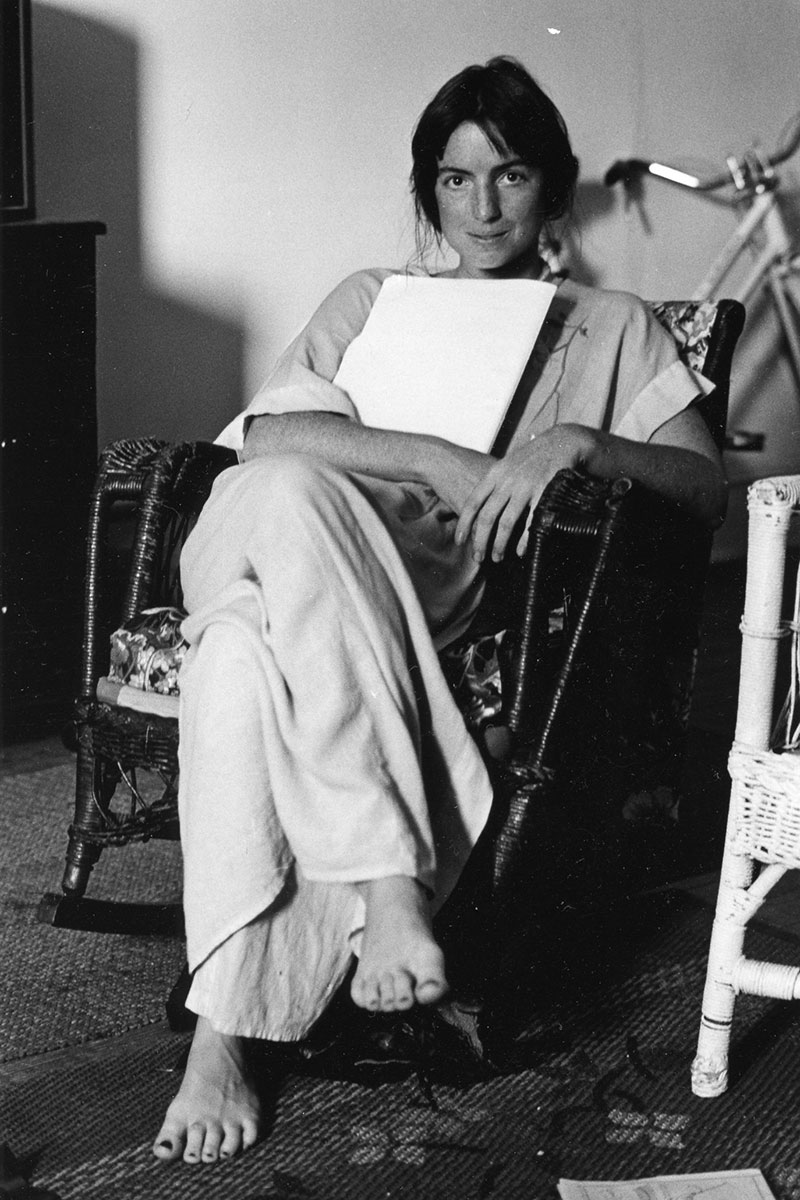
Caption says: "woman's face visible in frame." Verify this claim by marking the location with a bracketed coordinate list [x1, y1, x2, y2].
[434, 121, 546, 279]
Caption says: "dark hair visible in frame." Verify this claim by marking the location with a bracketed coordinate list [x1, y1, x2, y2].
[410, 56, 579, 242]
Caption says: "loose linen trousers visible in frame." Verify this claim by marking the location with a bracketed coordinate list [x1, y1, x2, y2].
[177, 454, 492, 1038]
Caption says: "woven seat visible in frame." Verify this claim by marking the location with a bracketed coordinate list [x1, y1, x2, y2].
[692, 475, 800, 1097]
[40, 299, 744, 938]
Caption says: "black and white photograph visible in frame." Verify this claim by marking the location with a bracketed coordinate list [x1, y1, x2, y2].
[2, 2, 800, 1196]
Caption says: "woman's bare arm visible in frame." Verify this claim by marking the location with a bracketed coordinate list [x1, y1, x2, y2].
[245, 406, 726, 564]
[455, 406, 727, 562]
[243, 411, 494, 516]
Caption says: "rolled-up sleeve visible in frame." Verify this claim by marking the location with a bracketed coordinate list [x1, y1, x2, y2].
[603, 294, 716, 443]
[613, 358, 715, 443]
[215, 269, 390, 452]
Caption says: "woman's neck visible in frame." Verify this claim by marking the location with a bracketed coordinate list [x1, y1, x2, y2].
[442, 253, 551, 281]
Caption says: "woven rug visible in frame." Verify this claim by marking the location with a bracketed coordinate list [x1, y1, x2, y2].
[0, 762, 185, 1061]
[4, 760, 800, 1198]
[5, 886, 800, 1193]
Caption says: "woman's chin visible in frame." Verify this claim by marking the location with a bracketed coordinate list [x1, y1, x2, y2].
[458, 257, 542, 281]
[454, 243, 545, 281]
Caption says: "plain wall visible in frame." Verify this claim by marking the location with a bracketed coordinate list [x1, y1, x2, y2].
[31, 0, 800, 555]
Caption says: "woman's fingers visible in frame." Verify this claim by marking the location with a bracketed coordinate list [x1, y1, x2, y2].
[488, 493, 531, 561]
[455, 427, 588, 561]
[454, 480, 491, 549]
[457, 474, 531, 563]
[471, 494, 506, 561]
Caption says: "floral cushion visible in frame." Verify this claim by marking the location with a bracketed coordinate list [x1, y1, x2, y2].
[108, 607, 187, 696]
[108, 605, 509, 722]
[440, 633, 506, 732]
[649, 300, 717, 375]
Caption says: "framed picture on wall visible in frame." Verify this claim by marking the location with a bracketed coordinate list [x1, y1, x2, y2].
[2, 0, 35, 222]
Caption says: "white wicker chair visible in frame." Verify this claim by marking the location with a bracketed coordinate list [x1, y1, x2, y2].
[692, 474, 800, 1098]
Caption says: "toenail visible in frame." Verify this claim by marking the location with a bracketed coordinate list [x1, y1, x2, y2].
[158, 1140, 172, 1149]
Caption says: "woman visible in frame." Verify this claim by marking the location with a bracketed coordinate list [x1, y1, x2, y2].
[154, 56, 726, 1165]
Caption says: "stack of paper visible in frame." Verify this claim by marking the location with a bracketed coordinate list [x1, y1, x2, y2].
[333, 274, 556, 452]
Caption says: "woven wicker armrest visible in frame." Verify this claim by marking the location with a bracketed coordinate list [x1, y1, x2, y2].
[79, 439, 171, 700]
[78, 440, 237, 702]
[504, 465, 710, 745]
[487, 466, 712, 892]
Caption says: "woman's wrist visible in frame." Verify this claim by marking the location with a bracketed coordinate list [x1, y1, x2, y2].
[542, 422, 601, 471]
[571, 424, 604, 471]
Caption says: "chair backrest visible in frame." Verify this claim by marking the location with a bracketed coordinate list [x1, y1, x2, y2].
[648, 299, 745, 451]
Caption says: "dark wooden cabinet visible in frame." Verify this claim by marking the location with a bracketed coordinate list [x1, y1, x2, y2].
[1, 220, 104, 742]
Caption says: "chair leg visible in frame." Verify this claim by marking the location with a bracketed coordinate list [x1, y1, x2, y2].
[691, 820, 756, 1097]
[61, 738, 116, 896]
[38, 722, 185, 935]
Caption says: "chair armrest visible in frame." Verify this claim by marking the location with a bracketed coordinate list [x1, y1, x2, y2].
[79, 438, 170, 699]
[78, 439, 237, 702]
[504, 466, 712, 758]
[122, 441, 237, 618]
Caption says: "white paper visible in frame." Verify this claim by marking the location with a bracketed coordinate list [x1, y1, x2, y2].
[558, 1169, 776, 1200]
[333, 274, 556, 452]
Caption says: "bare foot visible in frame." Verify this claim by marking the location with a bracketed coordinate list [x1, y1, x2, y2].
[153, 1016, 262, 1164]
[351, 875, 448, 1012]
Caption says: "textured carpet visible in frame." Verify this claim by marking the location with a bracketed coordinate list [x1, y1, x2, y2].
[5, 879, 800, 1196]
[4, 761, 800, 1198]
[0, 762, 185, 1061]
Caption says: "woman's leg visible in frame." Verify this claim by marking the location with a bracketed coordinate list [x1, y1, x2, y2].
[156, 455, 490, 1163]
[155, 621, 362, 1165]
[179, 455, 488, 1005]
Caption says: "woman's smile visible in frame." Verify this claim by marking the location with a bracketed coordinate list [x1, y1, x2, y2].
[434, 121, 545, 279]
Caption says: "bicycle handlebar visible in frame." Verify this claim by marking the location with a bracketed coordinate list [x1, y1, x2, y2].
[605, 107, 800, 193]
[603, 158, 729, 191]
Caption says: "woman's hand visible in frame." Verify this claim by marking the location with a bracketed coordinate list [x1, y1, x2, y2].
[424, 442, 496, 517]
[455, 424, 594, 562]
[455, 406, 727, 564]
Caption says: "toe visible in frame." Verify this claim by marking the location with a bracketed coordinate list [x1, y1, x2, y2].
[384, 970, 415, 1012]
[200, 1123, 224, 1163]
[351, 971, 380, 1011]
[153, 1137, 183, 1163]
[394, 970, 415, 1010]
[241, 1116, 261, 1152]
[183, 1122, 206, 1164]
[219, 1125, 243, 1160]
[152, 1121, 185, 1163]
[378, 972, 397, 1012]
[415, 976, 448, 1006]
[218, 1114, 261, 1158]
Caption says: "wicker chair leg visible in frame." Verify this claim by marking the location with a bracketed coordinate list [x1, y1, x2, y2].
[60, 728, 114, 897]
[691, 819, 756, 1097]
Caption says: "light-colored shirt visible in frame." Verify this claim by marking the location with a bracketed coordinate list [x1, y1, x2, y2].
[215, 270, 713, 646]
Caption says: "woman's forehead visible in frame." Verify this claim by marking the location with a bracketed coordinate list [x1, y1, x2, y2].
[438, 120, 517, 166]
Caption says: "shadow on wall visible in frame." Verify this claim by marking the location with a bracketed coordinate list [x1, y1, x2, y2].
[32, 3, 245, 448]
[551, 181, 616, 288]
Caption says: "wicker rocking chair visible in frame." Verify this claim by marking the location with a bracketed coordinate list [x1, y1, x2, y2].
[39, 299, 744, 947]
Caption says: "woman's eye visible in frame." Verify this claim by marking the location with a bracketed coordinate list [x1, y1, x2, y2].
[443, 174, 465, 188]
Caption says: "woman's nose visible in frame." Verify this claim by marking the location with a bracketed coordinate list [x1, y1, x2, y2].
[472, 182, 501, 222]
